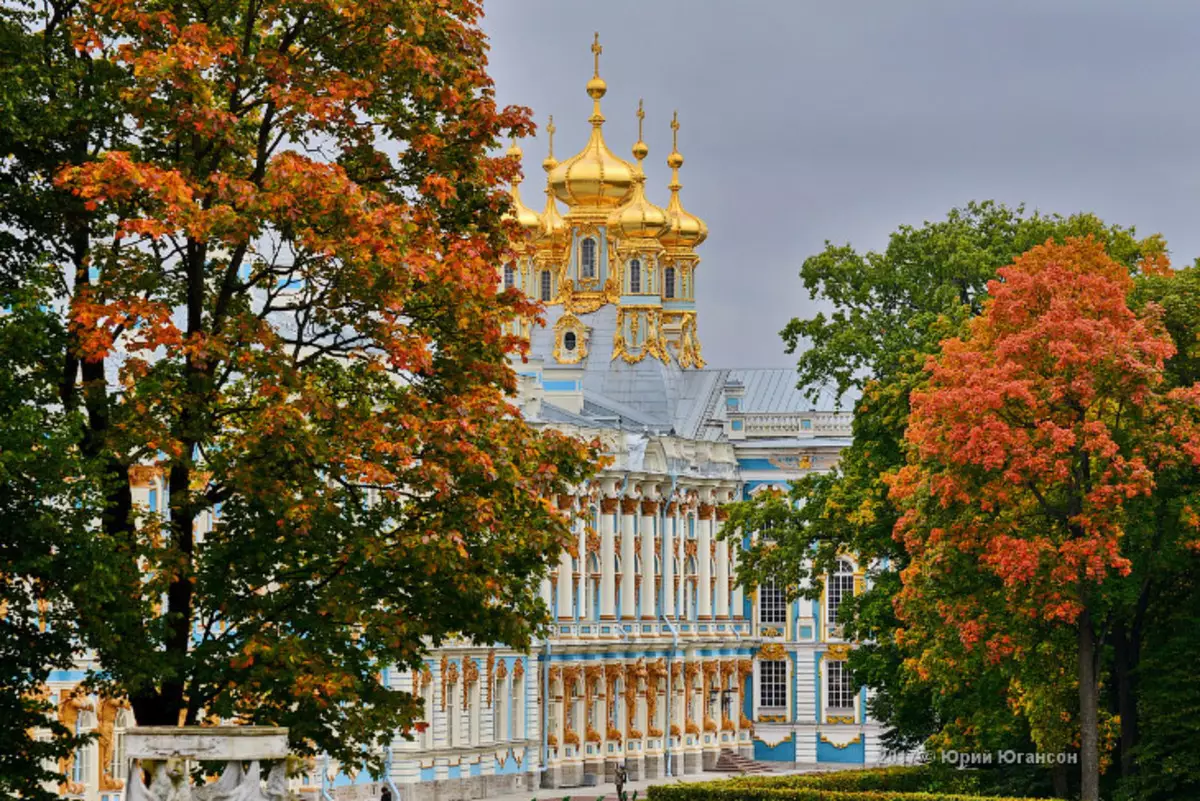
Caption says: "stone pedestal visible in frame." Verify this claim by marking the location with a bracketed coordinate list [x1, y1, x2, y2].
[643, 753, 664, 779]
[683, 751, 702, 774]
[122, 726, 289, 801]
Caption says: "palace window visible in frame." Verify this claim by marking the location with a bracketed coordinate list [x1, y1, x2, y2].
[759, 660, 787, 710]
[503, 264, 515, 290]
[564, 331, 577, 352]
[759, 579, 787, 626]
[827, 660, 855, 711]
[111, 708, 132, 781]
[493, 674, 505, 741]
[827, 559, 855, 631]
[540, 270, 552, 301]
[629, 259, 642, 293]
[581, 238, 597, 278]
[513, 664, 526, 739]
[664, 266, 676, 298]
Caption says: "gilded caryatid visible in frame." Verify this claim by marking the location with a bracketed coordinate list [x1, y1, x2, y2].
[548, 33, 637, 216]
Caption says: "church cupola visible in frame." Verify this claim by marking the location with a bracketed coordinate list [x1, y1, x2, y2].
[658, 112, 706, 369]
[536, 116, 568, 247]
[609, 101, 669, 365]
[547, 34, 637, 216]
[502, 140, 543, 238]
[608, 101, 670, 242]
[658, 112, 708, 251]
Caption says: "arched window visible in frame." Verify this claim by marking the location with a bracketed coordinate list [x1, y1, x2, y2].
[513, 662, 526, 739]
[564, 331, 577, 352]
[827, 558, 856, 631]
[540, 270, 552, 302]
[493, 673, 505, 741]
[664, 266, 676, 299]
[111, 708, 133, 781]
[581, 238, 597, 278]
[629, 259, 642, 293]
[503, 264, 515, 290]
[74, 709, 96, 786]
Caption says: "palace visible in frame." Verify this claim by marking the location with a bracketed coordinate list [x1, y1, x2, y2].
[42, 35, 890, 801]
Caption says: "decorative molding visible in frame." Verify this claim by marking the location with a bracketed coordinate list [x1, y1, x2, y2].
[620, 497, 640, 515]
[824, 643, 852, 661]
[463, 659, 479, 710]
[715, 507, 729, 522]
[767, 453, 813, 470]
[758, 642, 787, 661]
[512, 659, 525, 682]
[825, 715, 855, 725]
[601, 497, 619, 515]
[640, 499, 659, 515]
[820, 733, 862, 749]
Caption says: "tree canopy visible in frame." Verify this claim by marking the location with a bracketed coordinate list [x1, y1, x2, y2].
[1, 0, 595, 777]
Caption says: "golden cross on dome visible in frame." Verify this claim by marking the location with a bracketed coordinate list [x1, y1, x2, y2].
[546, 115, 555, 158]
[592, 32, 602, 77]
[671, 110, 680, 151]
[637, 99, 645, 140]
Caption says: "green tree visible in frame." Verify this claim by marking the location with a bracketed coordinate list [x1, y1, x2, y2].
[0, 274, 88, 800]
[1, 0, 595, 779]
[722, 203, 1163, 782]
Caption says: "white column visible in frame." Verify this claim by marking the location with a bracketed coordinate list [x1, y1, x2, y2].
[698, 502, 713, 620]
[556, 549, 572, 619]
[731, 530, 744, 620]
[620, 496, 637, 620]
[715, 515, 730, 619]
[639, 499, 657, 619]
[576, 506, 587, 621]
[540, 575, 553, 610]
[662, 500, 676, 617]
[601, 497, 616, 619]
[675, 502, 685, 617]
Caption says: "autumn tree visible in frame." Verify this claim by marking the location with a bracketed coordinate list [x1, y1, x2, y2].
[722, 203, 1160, 771]
[0, 0, 594, 776]
[888, 237, 1200, 801]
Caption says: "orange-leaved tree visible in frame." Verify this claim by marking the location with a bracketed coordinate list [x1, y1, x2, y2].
[888, 238, 1200, 800]
[1, 0, 595, 771]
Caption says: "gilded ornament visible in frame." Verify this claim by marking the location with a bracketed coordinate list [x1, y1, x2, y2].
[824, 643, 852, 661]
[759, 642, 787, 661]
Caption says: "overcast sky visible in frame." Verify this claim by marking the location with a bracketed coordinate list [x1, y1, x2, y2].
[482, 1, 1200, 369]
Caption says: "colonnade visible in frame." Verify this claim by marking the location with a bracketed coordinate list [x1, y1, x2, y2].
[538, 480, 745, 630]
[542, 656, 755, 782]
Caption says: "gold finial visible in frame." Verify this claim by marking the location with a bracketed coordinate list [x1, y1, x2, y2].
[592, 32, 602, 78]
[667, 110, 683, 171]
[542, 115, 557, 171]
[632, 99, 648, 164]
[586, 33, 607, 117]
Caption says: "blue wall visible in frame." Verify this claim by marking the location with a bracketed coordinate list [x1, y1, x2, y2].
[754, 736, 795, 762]
[817, 734, 865, 764]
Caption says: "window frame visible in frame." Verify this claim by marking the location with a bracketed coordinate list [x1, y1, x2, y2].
[758, 659, 787, 710]
[758, 579, 787, 626]
[664, 266, 676, 299]
[540, 270, 552, 302]
[629, 259, 642, 293]
[826, 659, 855, 712]
[580, 238, 597, 279]
[827, 559, 856, 631]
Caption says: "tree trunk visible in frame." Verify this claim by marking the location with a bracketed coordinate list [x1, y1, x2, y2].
[1052, 762, 1069, 798]
[1078, 608, 1100, 801]
[1113, 619, 1139, 778]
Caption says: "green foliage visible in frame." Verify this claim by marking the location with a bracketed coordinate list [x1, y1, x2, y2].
[0, 0, 596, 781]
[645, 766, 1056, 800]
[721, 202, 1162, 762]
[0, 271, 89, 797]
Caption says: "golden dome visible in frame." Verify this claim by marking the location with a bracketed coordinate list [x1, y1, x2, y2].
[548, 33, 636, 211]
[659, 111, 708, 249]
[607, 101, 669, 240]
[537, 116, 567, 243]
[502, 141, 542, 236]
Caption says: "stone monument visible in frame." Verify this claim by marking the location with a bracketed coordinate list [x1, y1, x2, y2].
[122, 727, 290, 801]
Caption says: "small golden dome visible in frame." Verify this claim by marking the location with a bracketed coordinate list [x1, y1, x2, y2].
[502, 141, 541, 236]
[548, 33, 636, 210]
[659, 111, 707, 249]
[608, 101, 669, 240]
[538, 117, 567, 243]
